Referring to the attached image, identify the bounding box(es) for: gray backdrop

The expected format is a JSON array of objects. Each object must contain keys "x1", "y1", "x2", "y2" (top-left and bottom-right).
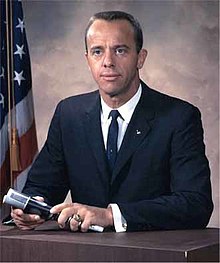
[{"x1": 23, "y1": 0, "x2": 219, "y2": 227}]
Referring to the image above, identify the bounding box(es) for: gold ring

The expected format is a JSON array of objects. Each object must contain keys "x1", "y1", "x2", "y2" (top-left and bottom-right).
[
  {"x1": 65, "y1": 215, "x2": 73, "y2": 228},
  {"x1": 72, "y1": 214, "x2": 82, "y2": 224}
]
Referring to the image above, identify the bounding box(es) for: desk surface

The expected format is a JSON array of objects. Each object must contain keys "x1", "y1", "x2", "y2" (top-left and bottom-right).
[{"x1": 1, "y1": 225, "x2": 219, "y2": 262}]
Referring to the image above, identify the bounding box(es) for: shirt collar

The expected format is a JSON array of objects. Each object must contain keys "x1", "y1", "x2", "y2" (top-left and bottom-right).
[{"x1": 101, "y1": 84, "x2": 142, "y2": 124}]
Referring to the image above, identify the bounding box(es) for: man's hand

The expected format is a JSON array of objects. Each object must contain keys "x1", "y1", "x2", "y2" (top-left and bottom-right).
[
  {"x1": 11, "y1": 196, "x2": 45, "y2": 230},
  {"x1": 50, "y1": 203, "x2": 113, "y2": 232}
]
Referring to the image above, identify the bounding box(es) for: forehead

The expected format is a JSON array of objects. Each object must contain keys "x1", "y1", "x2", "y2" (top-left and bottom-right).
[{"x1": 87, "y1": 19, "x2": 135, "y2": 44}]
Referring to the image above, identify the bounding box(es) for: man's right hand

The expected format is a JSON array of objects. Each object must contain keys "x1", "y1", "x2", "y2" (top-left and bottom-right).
[{"x1": 10, "y1": 196, "x2": 45, "y2": 230}]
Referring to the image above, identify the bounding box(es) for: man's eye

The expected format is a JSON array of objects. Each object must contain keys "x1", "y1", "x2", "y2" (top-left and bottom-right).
[
  {"x1": 115, "y1": 48, "x2": 126, "y2": 55},
  {"x1": 92, "y1": 49, "x2": 102, "y2": 56}
]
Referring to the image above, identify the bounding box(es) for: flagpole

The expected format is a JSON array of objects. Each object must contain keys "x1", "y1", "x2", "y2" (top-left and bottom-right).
[
  {"x1": 9, "y1": 0, "x2": 21, "y2": 182},
  {"x1": 5, "y1": 0, "x2": 13, "y2": 187},
  {"x1": 5, "y1": 0, "x2": 21, "y2": 189}
]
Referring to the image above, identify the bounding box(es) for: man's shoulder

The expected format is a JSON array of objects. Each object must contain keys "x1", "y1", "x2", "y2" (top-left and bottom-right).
[
  {"x1": 57, "y1": 90, "x2": 99, "y2": 109},
  {"x1": 142, "y1": 81, "x2": 197, "y2": 112},
  {"x1": 62, "y1": 90, "x2": 99, "y2": 104},
  {"x1": 141, "y1": 81, "x2": 201, "y2": 125},
  {"x1": 52, "y1": 90, "x2": 100, "y2": 118}
]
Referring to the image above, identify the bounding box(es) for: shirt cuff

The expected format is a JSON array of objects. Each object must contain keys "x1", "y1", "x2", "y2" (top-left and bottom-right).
[{"x1": 109, "y1": 203, "x2": 127, "y2": 232}]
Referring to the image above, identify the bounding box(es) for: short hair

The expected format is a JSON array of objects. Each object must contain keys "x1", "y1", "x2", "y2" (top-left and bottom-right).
[{"x1": 85, "y1": 11, "x2": 143, "y2": 53}]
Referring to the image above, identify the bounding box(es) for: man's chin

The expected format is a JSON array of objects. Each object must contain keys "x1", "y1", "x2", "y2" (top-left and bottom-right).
[
  {"x1": 105, "y1": 90, "x2": 121, "y2": 98},
  {"x1": 99, "y1": 85, "x2": 121, "y2": 98}
]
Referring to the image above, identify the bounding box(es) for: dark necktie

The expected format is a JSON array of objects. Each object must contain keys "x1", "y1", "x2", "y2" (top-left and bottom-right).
[{"x1": 107, "y1": 110, "x2": 120, "y2": 173}]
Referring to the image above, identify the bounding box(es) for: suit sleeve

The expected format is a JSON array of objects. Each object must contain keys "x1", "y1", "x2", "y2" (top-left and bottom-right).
[
  {"x1": 23, "y1": 101, "x2": 69, "y2": 205},
  {"x1": 118, "y1": 106, "x2": 213, "y2": 231}
]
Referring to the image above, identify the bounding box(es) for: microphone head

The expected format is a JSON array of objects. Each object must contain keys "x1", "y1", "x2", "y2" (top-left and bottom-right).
[
  {"x1": 3, "y1": 188, "x2": 28, "y2": 210},
  {"x1": 3, "y1": 188, "x2": 55, "y2": 220}
]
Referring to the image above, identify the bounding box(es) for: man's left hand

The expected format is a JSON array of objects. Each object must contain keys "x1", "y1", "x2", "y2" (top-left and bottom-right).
[{"x1": 50, "y1": 202, "x2": 113, "y2": 232}]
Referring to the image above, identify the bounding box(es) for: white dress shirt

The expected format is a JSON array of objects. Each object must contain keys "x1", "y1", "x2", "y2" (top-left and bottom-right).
[{"x1": 100, "y1": 84, "x2": 142, "y2": 232}]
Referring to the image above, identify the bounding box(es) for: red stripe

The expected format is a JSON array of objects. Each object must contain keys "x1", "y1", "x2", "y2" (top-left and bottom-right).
[
  {"x1": 13, "y1": 121, "x2": 38, "y2": 180},
  {"x1": 0, "y1": 152, "x2": 10, "y2": 200}
]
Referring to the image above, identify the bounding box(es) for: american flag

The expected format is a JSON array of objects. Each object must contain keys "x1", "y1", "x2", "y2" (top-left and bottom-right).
[{"x1": 0, "y1": 0, "x2": 38, "y2": 218}]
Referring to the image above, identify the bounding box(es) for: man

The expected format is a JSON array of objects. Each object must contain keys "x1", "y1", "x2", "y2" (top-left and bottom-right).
[{"x1": 11, "y1": 11, "x2": 213, "y2": 232}]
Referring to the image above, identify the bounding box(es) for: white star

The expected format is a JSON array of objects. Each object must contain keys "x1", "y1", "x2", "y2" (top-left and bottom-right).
[
  {"x1": 0, "y1": 93, "x2": 4, "y2": 109},
  {"x1": 14, "y1": 70, "x2": 25, "y2": 86},
  {"x1": 14, "y1": 44, "x2": 25, "y2": 59},
  {"x1": 16, "y1": 18, "x2": 25, "y2": 33},
  {"x1": 136, "y1": 130, "x2": 141, "y2": 135},
  {"x1": 0, "y1": 67, "x2": 4, "y2": 78}
]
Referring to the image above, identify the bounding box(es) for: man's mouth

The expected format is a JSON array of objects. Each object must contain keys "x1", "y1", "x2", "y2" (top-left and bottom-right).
[{"x1": 100, "y1": 73, "x2": 121, "y2": 81}]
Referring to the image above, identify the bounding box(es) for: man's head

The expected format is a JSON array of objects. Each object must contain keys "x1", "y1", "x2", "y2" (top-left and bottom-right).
[
  {"x1": 85, "y1": 11, "x2": 143, "y2": 54},
  {"x1": 85, "y1": 11, "x2": 147, "y2": 108}
]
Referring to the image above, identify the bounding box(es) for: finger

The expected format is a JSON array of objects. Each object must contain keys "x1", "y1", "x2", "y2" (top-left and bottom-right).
[
  {"x1": 69, "y1": 217, "x2": 80, "y2": 232},
  {"x1": 50, "y1": 203, "x2": 72, "y2": 214},
  {"x1": 13, "y1": 213, "x2": 44, "y2": 229},
  {"x1": 11, "y1": 208, "x2": 29, "y2": 222},
  {"x1": 18, "y1": 218, "x2": 44, "y2": 226},
  {"x1": 17, "y1": 212, "x2": 41, "y2": 222},
  {"x1": 57, "y1": 207, "x2": 76, "y2": 228},
  {"x1": 14, "y1": 217, "x2": 44, "y2": 227},
  {"x1": 15, "y1": 219, "x2": 45, "y2": 230},
  {"x1": 11, "y1": 207, "x2": 24, "y2": 217},
  {"x1": 11, "y1": 208, "x2": 42, "y2": 224},
  {"x1": 13, "y1": 215, "x2": 43, "y2": 228},
  {"x1": 80, "y1": 217, "x2": 93, "y2": 232},
  {"x1": 11, "y1": 205, "x2": 45, "y2": 230},
  {"x1": 33, "y1": 196, "x2": 44, "y2": 202},
  {"x1": 11, "y1": 202, "x2": 42, "y2": 222},
  {"x1": 19, "y1": 225, "x2": 35, "y2": 230}
]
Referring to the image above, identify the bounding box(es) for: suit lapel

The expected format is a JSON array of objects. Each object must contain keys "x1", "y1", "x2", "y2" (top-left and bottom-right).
[
  {"x1": 111, "y1": 86, "x2": 155, "y2": 183},
  {"x1": 84, "y1": 93, "x2": 110, "y2": 185},
  {"x1": 83, "y1": 84, "x2": 156, "y2": 186}
]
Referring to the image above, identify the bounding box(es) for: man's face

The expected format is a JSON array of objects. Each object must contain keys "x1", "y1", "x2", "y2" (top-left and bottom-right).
[{"x1": 85, "y1": 19, "x2": 147, "y2": 105}]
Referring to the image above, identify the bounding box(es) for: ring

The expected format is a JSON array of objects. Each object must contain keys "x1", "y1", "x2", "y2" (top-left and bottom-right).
[
  {"x1": 72, "y1": 214, "x2": 82, "y2": 226},
  {"x1": 65, "y1": 214, "x2": 83, "y2": 230},
  {"x1": 65, "y1": 215, "x2": 73, "y2": 228}
]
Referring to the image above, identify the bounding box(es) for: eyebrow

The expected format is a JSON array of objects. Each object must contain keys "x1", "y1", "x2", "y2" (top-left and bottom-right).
[
  {"x1": 113, "y1": 45, "x2": 130, "y2": 50},
  {"x1": 90, "y1": 44, "x2": 130, "y2": 50},
  {"x1": 90, "y1": 46, "x2": 103, "y2": 50}
]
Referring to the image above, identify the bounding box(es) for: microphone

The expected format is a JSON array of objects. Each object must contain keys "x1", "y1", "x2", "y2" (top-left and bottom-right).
[
  {"x1": 3, "y1": 188, "x2": 57, "y2": 220},
  {"x1": 3, "y1": 188, "x2": 104, "y2": 232}
]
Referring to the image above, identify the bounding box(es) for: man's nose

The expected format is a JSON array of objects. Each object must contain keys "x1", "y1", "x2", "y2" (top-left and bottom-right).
[{"x1": 103, "y1": 50, "x2": 115, "y2": 68}]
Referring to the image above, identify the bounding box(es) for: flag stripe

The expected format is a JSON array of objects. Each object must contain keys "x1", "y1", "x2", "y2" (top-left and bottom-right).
[
  {"x1": 15, "y1": 89, "x2": 34, "y2": 137},
  {"x1": 15, "y1": 121, "x2": 38, "y2": 174},
  {"x1": 0, "y1": 0, "x2": 38, "y2": 214},
  {"x1": 13, "y1": 164, "x2": 33, "y2": 192},
  {"x1": 0, "y1": 151, "x2": 10, "y2": 198},
  {"x1": 0, "y1": 115, "x2": 9, "y2": 167},
  {"x1": 0, "y1": 114, "x2": 37, "y2": 182},
  {"x1": 0, "y1": 89, "x2": 36, "y2": 167}
]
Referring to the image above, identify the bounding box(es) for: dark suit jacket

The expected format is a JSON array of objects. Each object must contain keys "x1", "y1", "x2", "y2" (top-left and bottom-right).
[{"x1": 23, "y1": 81, "x2": 213, "y2": 231}]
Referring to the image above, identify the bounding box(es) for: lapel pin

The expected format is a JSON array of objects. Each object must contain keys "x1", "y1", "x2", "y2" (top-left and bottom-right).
[{"x1": 136, "y1": 130, "x2": 141, "y2": 135}]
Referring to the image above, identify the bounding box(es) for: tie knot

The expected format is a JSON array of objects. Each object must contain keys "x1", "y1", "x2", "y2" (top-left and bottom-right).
[{"x1": 109, "y1": 110, "x2": 120, "y2": 120}]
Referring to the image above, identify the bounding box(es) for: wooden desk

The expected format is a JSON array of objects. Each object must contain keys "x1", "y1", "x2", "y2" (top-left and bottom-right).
[{"x1": 0, "y1": 225, "x2": 219, "y2": 262}]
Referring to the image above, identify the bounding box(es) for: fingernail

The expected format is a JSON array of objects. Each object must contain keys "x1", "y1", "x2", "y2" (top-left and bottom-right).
[
  {"x1": 34, "y1": 215, "x2": 40, "y2": 220},
  {"x1": 59, "y1": 224, "x2": 64, "y2": 229}
]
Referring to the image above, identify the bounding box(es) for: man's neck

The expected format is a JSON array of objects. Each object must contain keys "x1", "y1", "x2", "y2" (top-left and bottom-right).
[{"x1": 100, "y1": 80, "x2": 141, "y2": 109}]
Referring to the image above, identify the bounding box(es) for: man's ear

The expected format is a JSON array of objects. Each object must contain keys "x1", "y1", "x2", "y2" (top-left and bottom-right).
[
  {"x1": 85, "y1": 51, "x2": 88, "y2": 60},
  {"x1": 85, "y1": 52, "x2": 91, "y2": 70},
  {"x1": 137, "y1": 49, "x2": 148, "y2": 69}
]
